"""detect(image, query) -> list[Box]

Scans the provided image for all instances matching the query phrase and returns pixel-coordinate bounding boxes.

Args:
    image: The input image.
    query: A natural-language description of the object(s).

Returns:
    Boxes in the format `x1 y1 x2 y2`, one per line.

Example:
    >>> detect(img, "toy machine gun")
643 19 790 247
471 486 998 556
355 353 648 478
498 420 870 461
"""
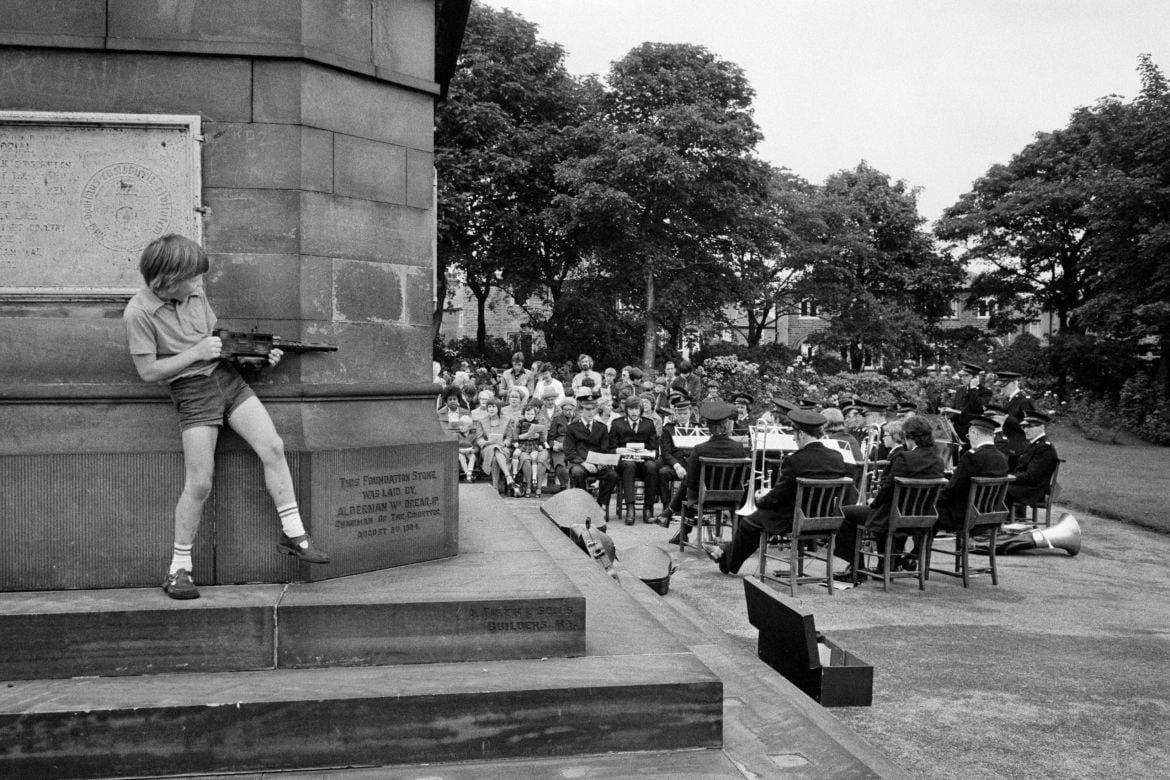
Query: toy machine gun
214 328 338 369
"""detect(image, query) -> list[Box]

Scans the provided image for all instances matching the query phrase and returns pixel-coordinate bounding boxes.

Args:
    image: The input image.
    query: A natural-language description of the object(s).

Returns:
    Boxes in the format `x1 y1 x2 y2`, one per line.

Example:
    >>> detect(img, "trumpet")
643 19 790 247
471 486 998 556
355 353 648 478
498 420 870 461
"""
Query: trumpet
736 422 786 516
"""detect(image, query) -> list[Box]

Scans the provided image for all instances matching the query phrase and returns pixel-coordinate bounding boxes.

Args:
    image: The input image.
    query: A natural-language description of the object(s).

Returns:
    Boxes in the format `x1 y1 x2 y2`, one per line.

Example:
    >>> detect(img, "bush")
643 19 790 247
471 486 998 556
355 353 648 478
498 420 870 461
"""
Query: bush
1118 373 1170 445
1066 393 1121 444
434 336 515 371
690 341 798 371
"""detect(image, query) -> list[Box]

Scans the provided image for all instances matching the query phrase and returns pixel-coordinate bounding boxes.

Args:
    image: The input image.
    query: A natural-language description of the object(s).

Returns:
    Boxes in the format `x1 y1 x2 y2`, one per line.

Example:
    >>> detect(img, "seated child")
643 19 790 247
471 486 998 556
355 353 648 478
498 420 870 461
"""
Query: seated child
511 401 549 497
456 414 478 481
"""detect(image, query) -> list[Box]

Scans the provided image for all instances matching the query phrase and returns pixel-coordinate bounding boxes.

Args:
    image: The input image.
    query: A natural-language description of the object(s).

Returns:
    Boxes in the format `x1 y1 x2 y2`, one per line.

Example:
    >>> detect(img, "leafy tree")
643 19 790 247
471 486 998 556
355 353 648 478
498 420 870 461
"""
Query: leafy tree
552 42 769 367
806 162 964 371
435 5 586 354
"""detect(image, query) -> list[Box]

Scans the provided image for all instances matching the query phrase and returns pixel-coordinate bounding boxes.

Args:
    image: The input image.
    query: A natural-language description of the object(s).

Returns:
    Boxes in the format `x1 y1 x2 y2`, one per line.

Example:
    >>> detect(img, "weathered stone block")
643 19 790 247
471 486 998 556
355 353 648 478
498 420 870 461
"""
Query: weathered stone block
251 59 303 124
333 134 407 205
0 49 251 121
0 317 137 387
406 147 434 209
334 258 404 324
302 0 373 65
301 65 434 150
205 253 304 321
108 0 301 45
291 320 430 385
300 191 432 267
0 0 106 40
373 0 435 81
203 123 331 193
203 189 300 255
298 254 334 322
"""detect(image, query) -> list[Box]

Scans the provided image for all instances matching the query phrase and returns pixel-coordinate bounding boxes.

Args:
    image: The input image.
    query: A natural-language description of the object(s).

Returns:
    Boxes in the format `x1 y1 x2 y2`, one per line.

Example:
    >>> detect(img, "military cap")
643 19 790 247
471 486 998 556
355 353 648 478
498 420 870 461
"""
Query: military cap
670 395 692 410
994 370 1022 381
732 391 754 405
857 398 887 411
786 408 828 432
842 403 866 416
967 416 998 433
772 397 798 412
578 395 597 408
890 401 918 414
983 403 1008 416
797 397 820 409
1021 410 1052 426
958 361 984 375
700 400 737 423
938 406 960 416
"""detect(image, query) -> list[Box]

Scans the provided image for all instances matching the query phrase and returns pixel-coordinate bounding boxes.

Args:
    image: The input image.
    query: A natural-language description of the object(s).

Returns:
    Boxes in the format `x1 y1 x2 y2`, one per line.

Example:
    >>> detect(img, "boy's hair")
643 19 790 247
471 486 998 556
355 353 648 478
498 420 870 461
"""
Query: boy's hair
458 415 473 428
139 234 208 294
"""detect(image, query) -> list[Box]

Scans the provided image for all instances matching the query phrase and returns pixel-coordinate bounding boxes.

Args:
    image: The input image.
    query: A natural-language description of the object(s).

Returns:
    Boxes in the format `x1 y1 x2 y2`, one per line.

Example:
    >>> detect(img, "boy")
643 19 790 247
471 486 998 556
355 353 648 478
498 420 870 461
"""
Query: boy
123 234 329 600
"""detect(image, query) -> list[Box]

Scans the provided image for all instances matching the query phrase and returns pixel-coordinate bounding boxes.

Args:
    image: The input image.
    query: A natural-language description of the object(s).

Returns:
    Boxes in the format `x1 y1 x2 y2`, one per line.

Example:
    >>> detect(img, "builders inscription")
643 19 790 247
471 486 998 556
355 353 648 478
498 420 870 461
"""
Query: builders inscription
0 113 200 292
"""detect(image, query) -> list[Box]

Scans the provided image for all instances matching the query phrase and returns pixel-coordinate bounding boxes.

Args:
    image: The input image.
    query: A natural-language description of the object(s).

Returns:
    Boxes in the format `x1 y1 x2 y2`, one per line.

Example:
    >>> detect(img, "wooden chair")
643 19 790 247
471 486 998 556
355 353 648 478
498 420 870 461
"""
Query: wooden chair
853 477 947 591
1013 459 1064 527
926 476 1012 587
679 457 750 553
759 477 854 596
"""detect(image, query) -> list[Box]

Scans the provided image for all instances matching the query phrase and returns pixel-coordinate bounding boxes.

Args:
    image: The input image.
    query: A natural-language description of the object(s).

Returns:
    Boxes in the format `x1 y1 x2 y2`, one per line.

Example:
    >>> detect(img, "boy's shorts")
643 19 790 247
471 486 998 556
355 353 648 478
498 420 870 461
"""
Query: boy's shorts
168 362 257 431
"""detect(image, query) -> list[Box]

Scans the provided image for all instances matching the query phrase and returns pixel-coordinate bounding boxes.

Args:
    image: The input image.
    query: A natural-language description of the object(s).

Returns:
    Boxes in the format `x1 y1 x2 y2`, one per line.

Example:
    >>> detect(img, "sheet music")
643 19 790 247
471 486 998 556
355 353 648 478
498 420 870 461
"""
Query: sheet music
585 451 621 466
822 437 858 465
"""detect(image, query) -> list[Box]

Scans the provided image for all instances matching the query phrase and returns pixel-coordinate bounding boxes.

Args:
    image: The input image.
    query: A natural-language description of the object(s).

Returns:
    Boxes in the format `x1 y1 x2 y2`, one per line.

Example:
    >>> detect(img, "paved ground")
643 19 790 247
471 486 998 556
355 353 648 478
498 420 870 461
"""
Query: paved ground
574 497 1170 779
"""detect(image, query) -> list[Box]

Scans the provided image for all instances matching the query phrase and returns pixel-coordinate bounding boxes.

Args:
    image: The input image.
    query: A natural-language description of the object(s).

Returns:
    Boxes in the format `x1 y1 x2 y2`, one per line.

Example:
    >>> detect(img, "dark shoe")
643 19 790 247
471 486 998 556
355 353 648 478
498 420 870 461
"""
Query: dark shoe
899 555 918 572
624 511 634 526
654 511 673 527
704 542 731 575
279 533 331 564
162 568 199 600
833 568 864 583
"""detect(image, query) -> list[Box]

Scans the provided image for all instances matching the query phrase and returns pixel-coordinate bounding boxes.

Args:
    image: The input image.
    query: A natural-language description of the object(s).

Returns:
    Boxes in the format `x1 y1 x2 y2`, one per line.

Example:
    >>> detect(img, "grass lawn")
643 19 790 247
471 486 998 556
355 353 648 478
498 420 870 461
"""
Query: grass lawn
1047 422 1169 534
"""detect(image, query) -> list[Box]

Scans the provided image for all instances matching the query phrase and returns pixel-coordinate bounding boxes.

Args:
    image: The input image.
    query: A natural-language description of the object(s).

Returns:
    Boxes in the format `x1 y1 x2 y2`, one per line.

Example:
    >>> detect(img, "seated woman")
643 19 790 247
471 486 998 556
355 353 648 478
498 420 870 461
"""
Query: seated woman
476 397 519 495
510 401 550 497
835 415 945 576
500 386 529 428
436 386 470 435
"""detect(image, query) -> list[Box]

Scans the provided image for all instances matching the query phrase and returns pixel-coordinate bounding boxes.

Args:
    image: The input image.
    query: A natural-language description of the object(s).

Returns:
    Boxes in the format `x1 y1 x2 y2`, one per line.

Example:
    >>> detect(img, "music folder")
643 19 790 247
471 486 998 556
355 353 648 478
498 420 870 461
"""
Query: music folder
585 451 621 466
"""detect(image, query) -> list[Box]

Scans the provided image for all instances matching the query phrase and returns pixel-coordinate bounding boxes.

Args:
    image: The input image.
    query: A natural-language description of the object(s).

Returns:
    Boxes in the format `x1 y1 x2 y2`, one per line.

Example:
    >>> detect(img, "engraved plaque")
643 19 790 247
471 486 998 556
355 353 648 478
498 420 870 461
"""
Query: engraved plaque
0 111 201 297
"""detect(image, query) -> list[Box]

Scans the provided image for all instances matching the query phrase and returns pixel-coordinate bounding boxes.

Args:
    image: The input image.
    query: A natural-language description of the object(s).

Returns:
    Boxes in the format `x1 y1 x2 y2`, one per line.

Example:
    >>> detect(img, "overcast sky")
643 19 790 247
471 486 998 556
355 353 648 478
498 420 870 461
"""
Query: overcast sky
485 0 1169 226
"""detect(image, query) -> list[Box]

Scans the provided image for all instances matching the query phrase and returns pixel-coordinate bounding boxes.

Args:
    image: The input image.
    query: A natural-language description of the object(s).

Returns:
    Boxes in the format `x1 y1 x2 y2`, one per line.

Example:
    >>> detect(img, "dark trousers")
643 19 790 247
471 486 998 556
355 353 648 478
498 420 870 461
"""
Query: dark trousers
836 504 907 569
617 459 658 514
656 462 678 506
569 464 617 510
722 509 789 574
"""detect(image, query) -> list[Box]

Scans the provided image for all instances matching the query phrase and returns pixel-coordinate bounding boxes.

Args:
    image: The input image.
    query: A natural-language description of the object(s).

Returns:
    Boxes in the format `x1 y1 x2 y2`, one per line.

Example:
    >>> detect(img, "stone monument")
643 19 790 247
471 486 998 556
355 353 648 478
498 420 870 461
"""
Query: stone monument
0 0 471 590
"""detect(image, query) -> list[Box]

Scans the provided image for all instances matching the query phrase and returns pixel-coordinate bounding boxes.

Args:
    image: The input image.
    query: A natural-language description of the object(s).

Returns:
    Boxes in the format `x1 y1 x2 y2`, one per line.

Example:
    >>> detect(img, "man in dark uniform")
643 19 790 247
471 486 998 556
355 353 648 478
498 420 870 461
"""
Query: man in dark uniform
565 395 618 520
951 361 988 444
984 402 1027 470
1006 410 1059 515
669 401 746 547
610 396 660 524
731 392 755 437
653 396 691 527
708 409 851 576
995 370 1036 424
936 416 1010 531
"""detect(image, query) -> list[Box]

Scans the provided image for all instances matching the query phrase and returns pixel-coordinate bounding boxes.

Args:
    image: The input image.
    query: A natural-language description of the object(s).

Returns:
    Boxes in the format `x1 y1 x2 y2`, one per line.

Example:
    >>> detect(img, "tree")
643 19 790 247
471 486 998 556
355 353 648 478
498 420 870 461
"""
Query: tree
552 42 768 367
435 5 586 354
807 162 963 371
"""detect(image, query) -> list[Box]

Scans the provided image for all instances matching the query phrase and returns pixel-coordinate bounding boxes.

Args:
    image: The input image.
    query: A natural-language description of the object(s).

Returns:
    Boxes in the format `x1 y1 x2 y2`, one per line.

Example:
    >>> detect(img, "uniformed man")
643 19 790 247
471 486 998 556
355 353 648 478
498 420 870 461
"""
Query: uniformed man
994 370 1036 423
984 402 1027 470
1006 410 1059 515
935 416 1010 531
668 401 747 546
652 396 692 526
731 392 755 437
565 395 618 520
951 361 988 444
610 396 660 524
707 408 851 575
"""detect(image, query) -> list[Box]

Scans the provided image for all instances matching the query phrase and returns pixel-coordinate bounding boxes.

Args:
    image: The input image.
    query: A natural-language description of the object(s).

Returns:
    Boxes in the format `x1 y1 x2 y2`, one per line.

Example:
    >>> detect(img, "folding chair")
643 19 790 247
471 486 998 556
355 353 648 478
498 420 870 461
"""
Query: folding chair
679 457 750 553
853 477 947 591
926 476 1012 587
759 477 854 596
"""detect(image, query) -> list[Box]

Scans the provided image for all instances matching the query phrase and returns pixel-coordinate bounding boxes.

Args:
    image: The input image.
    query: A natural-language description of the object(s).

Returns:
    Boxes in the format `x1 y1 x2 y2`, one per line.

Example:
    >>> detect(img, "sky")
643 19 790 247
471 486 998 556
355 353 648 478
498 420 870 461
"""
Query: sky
484 0 1170 225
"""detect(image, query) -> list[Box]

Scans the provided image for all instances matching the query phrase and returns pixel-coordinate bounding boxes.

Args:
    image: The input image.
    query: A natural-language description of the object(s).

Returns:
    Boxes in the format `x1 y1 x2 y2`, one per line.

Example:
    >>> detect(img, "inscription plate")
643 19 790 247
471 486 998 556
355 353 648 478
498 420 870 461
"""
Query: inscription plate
0 111 201 294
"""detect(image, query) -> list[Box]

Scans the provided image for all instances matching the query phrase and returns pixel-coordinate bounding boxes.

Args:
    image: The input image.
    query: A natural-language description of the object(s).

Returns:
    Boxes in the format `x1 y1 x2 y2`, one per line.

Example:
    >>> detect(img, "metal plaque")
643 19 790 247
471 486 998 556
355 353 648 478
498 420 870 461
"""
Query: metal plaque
0 111 201 300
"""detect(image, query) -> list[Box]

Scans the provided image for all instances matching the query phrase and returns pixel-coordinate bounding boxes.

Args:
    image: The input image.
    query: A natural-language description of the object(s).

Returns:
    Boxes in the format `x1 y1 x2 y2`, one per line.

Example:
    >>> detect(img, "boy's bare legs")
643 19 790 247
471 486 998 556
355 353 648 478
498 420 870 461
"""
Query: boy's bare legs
228 396 328 562
176 425 220 545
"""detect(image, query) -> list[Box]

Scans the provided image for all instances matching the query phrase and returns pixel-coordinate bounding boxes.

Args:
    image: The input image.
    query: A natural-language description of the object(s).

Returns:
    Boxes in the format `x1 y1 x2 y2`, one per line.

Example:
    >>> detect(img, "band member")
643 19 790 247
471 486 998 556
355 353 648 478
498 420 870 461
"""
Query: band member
565 395 618 520
706 409 850 575
610 396 660 524
545 393 577 491
935 416 1009 531
951 361 988 444
675 359 703 406
1006 410 1059 515
653 396 691 526
758 396 798 429
823 407 862 465
731 392 755 437
984 402 1027 470
672 401 747 547
994 370 1036 423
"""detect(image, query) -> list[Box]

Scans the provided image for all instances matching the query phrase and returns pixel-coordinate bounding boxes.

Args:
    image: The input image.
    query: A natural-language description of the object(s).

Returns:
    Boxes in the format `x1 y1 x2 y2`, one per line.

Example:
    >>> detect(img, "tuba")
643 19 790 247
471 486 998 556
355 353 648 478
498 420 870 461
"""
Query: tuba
995 513 1081 556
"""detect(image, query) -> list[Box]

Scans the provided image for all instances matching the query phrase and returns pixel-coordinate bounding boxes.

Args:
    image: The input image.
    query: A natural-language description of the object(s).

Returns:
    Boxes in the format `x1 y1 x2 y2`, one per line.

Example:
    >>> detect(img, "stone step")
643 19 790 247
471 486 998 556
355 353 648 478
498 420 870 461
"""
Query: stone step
0 496 585 679
0 653 722 779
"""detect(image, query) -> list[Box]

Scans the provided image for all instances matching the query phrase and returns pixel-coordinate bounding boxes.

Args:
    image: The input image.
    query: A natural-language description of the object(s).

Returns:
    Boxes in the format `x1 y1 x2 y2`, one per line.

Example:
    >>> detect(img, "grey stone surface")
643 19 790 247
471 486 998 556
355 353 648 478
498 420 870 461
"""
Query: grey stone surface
202 188 301 254
203 122 333 193
301 191 433 268
333 134 408 205
0 0 106 46
373 0 435 80
405 147 435 209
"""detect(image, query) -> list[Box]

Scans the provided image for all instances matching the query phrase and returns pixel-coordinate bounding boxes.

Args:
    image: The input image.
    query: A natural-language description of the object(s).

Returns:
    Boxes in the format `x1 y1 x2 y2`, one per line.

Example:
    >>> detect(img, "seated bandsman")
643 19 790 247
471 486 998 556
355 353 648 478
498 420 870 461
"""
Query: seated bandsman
935 416 1010 532
565 394 618 520
758 396 798 430
545 393 578 491
1006 410 1059 516
707 408 850 575
653 395 692 527
731 392 755 437
610 395 660 524
671 401 747 547
984 403 1027 470
823 407 862 467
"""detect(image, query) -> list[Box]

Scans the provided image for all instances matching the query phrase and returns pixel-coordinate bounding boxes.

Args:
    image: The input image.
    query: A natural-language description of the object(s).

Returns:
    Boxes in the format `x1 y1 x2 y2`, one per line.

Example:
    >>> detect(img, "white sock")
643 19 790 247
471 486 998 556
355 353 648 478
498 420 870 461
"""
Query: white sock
169 542 193 575
277 502 307 540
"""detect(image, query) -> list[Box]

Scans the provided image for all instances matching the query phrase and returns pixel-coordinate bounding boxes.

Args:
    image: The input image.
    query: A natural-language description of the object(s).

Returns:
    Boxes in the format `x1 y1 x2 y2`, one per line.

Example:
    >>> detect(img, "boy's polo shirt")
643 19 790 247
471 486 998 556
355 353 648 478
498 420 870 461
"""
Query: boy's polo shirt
123 285 219 383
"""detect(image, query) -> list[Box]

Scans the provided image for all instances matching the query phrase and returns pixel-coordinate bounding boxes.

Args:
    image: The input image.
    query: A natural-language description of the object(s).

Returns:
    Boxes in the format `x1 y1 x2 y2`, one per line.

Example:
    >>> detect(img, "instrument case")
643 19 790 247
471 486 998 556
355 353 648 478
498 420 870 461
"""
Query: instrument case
743 577 873 707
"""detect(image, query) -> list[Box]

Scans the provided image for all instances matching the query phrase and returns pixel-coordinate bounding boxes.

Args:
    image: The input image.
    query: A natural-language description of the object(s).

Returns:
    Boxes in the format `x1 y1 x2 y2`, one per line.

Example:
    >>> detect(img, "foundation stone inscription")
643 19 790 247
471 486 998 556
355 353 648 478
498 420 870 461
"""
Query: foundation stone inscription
0 112 200 292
